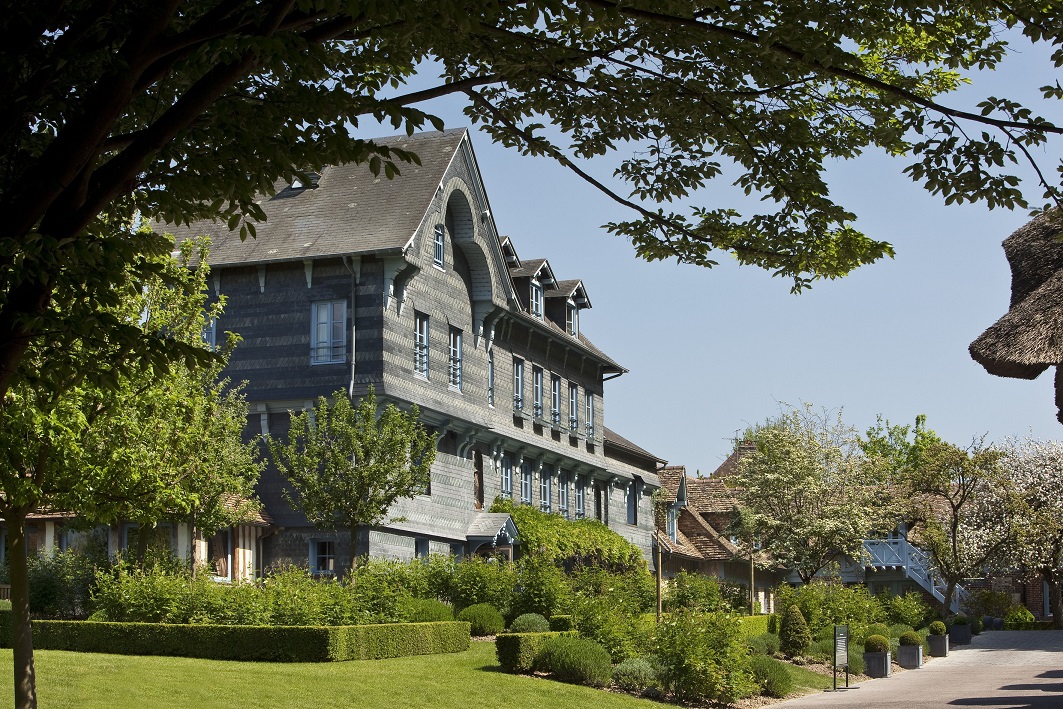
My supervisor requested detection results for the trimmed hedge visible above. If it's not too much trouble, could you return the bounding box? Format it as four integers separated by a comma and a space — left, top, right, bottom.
496, 631, 571, 673
739, 615, 770, 638
457, 603, 505, 636
0, 612, 469, 662
1003, 620, 1055, 631
548, 614, 573, 631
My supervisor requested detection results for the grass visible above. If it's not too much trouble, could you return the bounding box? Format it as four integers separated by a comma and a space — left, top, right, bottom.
0, 642, 660, 709
784, 662, 840, 693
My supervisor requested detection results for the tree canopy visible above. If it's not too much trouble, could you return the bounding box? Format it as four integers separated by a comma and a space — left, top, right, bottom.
3, 1, 1063, 399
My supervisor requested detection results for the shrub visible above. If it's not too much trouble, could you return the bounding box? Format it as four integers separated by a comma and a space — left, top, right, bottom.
535, 635, 612, 687
400, 597, 453, 623
885, 591, 931, 628
776, 580, 883, 636
767, 613, 778, 634
612, 657, 659, 693
750, 655, 793, 698
655, 608, 757, 704
952, 613, 969, 625
509, 558, 569, 620
496, 631, 567, 673
449, 556, 515, 613
509, 612, 550, 633
966, 589, 1011, 619
846, 647, 865, 674
929, 621, 947, 636
571, 595, 643, 662
667, 571, 724, 612
27, 548, 103, 619
864, 622, 892, 640
1004, 606, 1035, 625
779, 605, 812, 658
548, 614, 573, 631
970, 616, 983, 635
457, 603, 505, 636
888, 623, 914, 638
749, 632, 780, 656
738, 614, 770, 637
864, 634, 889, 653
899, 630, 922, 646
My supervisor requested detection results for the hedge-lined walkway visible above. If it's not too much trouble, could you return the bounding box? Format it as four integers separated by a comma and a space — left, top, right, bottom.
778, 630, 1063, 708
0, 641, 658, 709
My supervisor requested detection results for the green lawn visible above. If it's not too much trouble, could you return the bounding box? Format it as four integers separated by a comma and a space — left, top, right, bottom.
0, 642, 660, 709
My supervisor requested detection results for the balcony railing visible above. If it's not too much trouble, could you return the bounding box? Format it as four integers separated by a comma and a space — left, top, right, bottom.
863, 537, 968, 613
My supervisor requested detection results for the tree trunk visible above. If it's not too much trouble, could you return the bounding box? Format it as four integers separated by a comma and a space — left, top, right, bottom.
943, 580, 957, 617
1045, 570, 1063, 629
7, 512, 37, 709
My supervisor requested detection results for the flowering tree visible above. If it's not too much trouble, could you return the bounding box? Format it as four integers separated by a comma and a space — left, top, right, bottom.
998, 438, 1063, 627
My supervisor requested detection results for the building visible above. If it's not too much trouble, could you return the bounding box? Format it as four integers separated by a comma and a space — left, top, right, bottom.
171, 128, 661, 574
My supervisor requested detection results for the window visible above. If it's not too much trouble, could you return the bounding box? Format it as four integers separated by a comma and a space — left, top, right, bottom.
627, 481, 639, 525
414, 311, 429, 377
312, 540, 335, 575
530, 281, 543, 318
311, 300, 346, 364
433, 224, 445, 268
487, 348, 495, 406
202, 318, 217, 349
585, 391, 595, 437
551, 375, 562, 426
520, 461, 533, 504
513, 358, 525, 411
533, 366, 544, 418
558, 471, 569, 518
501, 454, 514, 497
568, 383, 579, 431
415, 537, 430, 559
667, 505, 677, 542
566, 303, 578, 336
574, 477, 585, 519
448, 327, 462, 389
540, 464, 553, 513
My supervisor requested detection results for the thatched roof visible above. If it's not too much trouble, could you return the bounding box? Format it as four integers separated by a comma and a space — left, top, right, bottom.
970, 209, 1063, 421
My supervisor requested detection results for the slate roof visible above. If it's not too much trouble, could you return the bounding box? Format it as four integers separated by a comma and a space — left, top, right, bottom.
466, 512, 516, 539
510, 259, 552, 279
604, 426, 666, 464
164, 129, 469, 267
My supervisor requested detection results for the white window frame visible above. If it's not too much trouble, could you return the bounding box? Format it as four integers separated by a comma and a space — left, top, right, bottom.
533, 366, 544, 418
585, 391, 595, 437
558, 471, 569, 518
414, 311, 429, 378
310, 300, 346, 365
550, 375, 562, 426
520, 461, 533, 504
540, 464, 553, 513
448, 327, 462, 389
487, 348, 495, 406
568, 383, 579, 431
566, 302, 578, 336
501, 454, 514, 497
310, 539, 335, 575
530, 280, 543, 318
627, 481, 639, 525
667, 505, 677, 542
433, 224, 445, 269
513, 358, 524, 411
574, 477, 585, 519
202, 317, 217, 350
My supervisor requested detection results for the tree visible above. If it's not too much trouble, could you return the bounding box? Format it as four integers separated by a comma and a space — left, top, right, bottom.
902, 440, 1015, 616
268, 387, 436, 568
997, 437, 1063, 628
731, 405, 891, 583
0, 237, 262, 709
3, 2, 1063, 403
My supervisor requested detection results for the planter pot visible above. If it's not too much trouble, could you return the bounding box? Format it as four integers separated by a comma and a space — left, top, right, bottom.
897, 644, 923, 669
928, 634, 949, 657
949, 623, 972, 645
993, 617, 1005, 630
863, 651, 892, 678
982, 615, 995, 630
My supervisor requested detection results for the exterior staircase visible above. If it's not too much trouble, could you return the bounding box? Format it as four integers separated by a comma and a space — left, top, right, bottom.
863, 537, 967, 614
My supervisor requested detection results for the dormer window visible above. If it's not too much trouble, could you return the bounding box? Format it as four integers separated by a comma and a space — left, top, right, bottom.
530, 281, 543, 318
667, 505, 677, 542
566, 302, 578, 336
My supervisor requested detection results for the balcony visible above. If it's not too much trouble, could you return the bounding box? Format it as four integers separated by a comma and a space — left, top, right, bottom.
863, 537, 968, 613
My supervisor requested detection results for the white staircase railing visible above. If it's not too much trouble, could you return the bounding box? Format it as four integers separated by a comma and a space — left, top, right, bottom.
863, 538, 966, 614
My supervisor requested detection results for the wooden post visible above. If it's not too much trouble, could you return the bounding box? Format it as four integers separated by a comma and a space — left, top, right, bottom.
655, 538, 663, 622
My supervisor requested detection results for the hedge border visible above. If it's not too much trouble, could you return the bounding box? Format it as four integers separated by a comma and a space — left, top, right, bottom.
0, 611, 469, 662
738, 615, 771, 638
496, 631, 573, 673
1002, 620, 1055, 631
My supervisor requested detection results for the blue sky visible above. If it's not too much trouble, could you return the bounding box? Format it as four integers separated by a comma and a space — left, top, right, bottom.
360, 35, 1062, 475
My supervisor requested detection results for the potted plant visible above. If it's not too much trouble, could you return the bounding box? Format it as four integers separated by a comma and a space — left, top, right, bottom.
863, 634, 892, 678
896, 630, 923, 669
927, 621, 949, 657
949, 614, 972, 645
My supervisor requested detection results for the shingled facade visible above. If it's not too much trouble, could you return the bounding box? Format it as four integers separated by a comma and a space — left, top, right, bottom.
175, 128, 661, 574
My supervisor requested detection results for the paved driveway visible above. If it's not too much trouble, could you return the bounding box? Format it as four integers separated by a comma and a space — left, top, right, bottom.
778, 630, 1063, 709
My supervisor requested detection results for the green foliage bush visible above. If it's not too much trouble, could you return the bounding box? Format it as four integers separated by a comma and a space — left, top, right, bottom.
448, 556, 515, 613
738, 614, 771, 637
749, 632, 780, 656
495, 631, 568, 673
883, 591, 931, 629
666, 571, 724, 611
457, 603, 505, 636
27, 547, 104, 619
889, 623, 914, 638
864, 634, 889, 653
767, 612, 778, 634
779, 605, 812, 658
966, 589, 1012, 619
509, 612, 550, 633
846, 647, 865, 674
548, 614, 573, 631
1004, 606, 1035, 625
929, 621, 947, 636
534, 635, 612, 687
899, 630, 922, 646
777, 580, 883, 636
750, 655, 794, 698
1, 615, 469, 661
970, 616, 983, 635
1003, 620, 1054, 630
863, 623, 892, 641
655, 608, 757, 704
952, 613, 969, 625
612, 657, 660, 693
509, 558, 569, 620
399, 597, 453, 623
570, 595, 648, 662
